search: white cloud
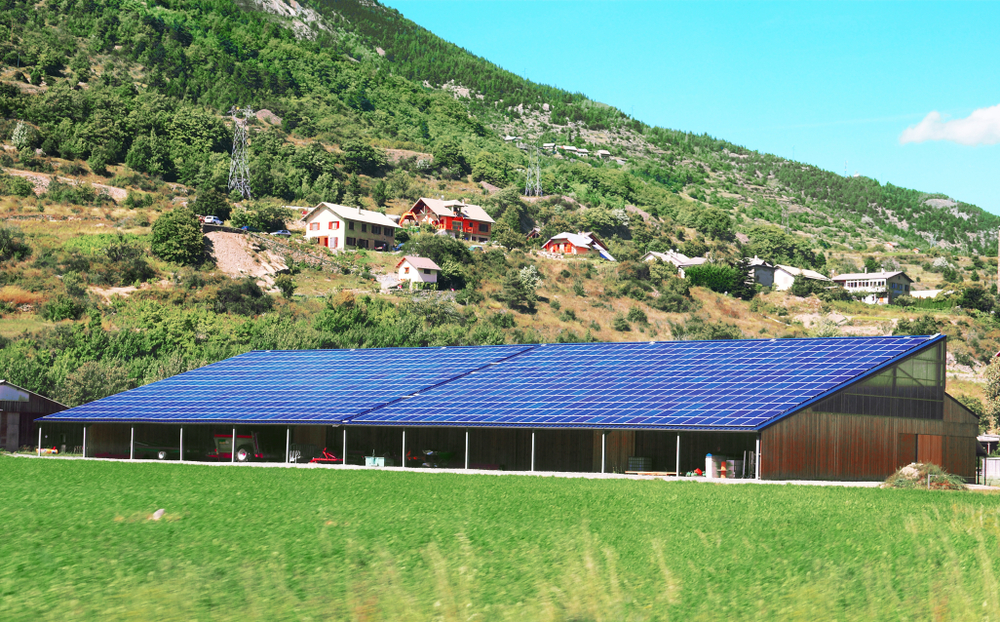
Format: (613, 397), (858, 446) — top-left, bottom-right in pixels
(899, 104), (1000, 145)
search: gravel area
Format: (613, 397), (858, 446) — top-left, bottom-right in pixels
(205, 231), (287, 286)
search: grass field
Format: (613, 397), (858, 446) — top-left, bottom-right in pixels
(3, 458), (1000, 621)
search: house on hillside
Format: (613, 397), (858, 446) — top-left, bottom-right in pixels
(396, 256), (441, 289)
(748, 257), (832, 291)
(300, 203), (399, 251)
(831, 270), (913, 304)
(595, 149), (611, 159)
(0, 380), (67, 452)
(399, 197), (494, 243)
(642, 250), (707, 278)
(543, 232), (615, 261)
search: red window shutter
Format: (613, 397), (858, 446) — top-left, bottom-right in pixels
(328, 222), (333, 229)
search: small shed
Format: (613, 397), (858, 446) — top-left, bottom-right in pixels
(396, 256), (441, 288)
(0, 380), (67, 452)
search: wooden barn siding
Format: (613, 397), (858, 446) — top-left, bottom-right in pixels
(761, 404), (977, 481)
(2, 393), (66, 449)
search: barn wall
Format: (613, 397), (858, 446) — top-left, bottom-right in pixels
(761, 400), (978, 481)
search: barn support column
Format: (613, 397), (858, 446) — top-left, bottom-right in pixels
(342, 428), (347, 467)
(130, 426), (135, 460)
(531, 430), (536, 472)
(601, 431), (606, 473)
(676, 434), (681, 476)
(465, 429), (470, 469)
(231, 428), (236, 463)
(37, 426), (41, 456)
(401, 429), (406, 468)
(179, 427), (184, 462)
(82, 426), (87, 458)
(755, 436), (761, 480)
(284, 427), (290, 463)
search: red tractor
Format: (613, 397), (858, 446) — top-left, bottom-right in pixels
(206, 432), (267, 462)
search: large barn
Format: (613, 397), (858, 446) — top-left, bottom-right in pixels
(39, 335), (978, 481)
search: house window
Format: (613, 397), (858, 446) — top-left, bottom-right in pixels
(423, 269), (431, 274)
(329, 221), (339, 230)
(405, 267), (410, 274)
(453, 221), (462, 231)
(478, 223), (489, 233)
(372, 225), (381, 235)
(310, 222), (319, 231)
(361, 223), (367, 233)
(357, 239), (369, 249)
(348, 222), (355, 231)
(346, 237), (356, 246)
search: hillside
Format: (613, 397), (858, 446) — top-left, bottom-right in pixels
(0, 0), (998, 432)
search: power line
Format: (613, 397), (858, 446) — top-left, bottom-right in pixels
(524, 146), (542, 197)
(228, 106), (254, 200)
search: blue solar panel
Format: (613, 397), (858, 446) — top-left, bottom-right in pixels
(349, 335), (940, 430)
(42, 345), (533, 424)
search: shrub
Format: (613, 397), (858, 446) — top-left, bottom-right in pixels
(0, 226), (32, 263)
(0, 173), (34, 197)
(894, 315), (941, 336)
(626, 307), (648, 324)
(612, 314), (630, 331)
(191, 189), (232, 222)
(559, 310), (577, 322)
(274, 274), (296, 300)
(573, 281), (586, 297)
(40, 295), (85, 321)
(151, 209), (204, 265)
(213, 279), (274, 316)
(881, 462), (967, 490)
(454, 288), (484, 305)
(550, 300), (561, 311)
(489, 312), (516, 328)
(684, 263), (741, 294)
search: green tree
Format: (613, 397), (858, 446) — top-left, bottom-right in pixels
(190, 189), (231, 221)
(499, 269), (536, 311)
(340, 140), (388, 176)
(214, 279), (275, 316)
(0, 226), (31, 263)
(684, 263), (741, 294)
(893, 315), (941, 336)
(433, 140), (469, 174)
(274, 274), (296, 300)
(151, 209), (204, 265)
(57, 361), (133, 407)
(371, 179), (390, 207)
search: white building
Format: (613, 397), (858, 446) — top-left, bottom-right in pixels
(642, 250), (707, 278)
(748, 257), (832, 291)
(396, 256), (441, 289)
(831, 270), (913, 305)
(300, 203), (399, 251)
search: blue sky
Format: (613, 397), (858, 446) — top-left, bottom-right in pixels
(381, 1), (1000, 213)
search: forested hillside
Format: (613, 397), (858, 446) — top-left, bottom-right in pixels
(0, 0), (998, 427)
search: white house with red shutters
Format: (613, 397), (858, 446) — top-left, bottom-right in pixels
(300, 203), (399, 251)
(396, 256), (441, 289)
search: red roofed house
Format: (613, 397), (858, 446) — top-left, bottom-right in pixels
(399, 197), (494, 243)
(542, 232), (616, 261)
(396, 256), (441, 289)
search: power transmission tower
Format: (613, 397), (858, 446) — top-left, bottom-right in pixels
(524, 147), (542, 197)
(228, 106), (254, 200)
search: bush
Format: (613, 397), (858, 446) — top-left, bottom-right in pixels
(190, 189), (231, 222)
(489, 312), (516, 328)
(151, 209), (204, 265)
(881, 462), (967, 490)
(0, 173), (34, 197)
(273, 274), (296, 300)
(626, 307), (648, 324)
(230, 204), (288, 232)
(40, 295), (85, 321)
(0, 226), (32, 263)
(684, 263), (741, 294)
(559, 310), (577, 322)
(612, 314), (630, 331)
(454, 288), (484, 305)
(94, 235), (156, 285)
(894, 315), (941, 336)
(213, 279), (274, 316)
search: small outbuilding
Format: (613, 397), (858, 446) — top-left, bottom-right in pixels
(642, 250), (706, 278)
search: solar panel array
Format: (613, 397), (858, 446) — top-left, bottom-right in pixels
(43, 335), (940, 430)
(350, 336), (938, 430)
(42, 345), (533, 424)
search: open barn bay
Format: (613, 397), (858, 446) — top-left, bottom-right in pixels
(2, 457), (1000, 621)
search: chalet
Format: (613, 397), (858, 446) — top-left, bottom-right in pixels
(595, 149), (611, 159)
(543, 232), (615, 261)
(396, 256), (441, 289)
(832, 270), (913, 305)
(748, 257), (832, 291)
(399, 198), (494, 243)
(300, 203), (399, 251)
(642, 250), (707, 278)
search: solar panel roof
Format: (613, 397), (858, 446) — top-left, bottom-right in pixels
(348, 335), (942, 431)
(42, 345), (533, 424)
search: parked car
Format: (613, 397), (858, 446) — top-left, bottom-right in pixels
(270, 230), (292, 237)
(202, 215), (223, 225)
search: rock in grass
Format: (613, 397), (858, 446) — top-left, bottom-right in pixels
(149, 509), (165, 521)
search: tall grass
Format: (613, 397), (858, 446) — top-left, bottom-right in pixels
(2, 457), (1000, 621)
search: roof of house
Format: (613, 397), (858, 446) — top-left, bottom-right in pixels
(642, 250), (707, 268)
(300, 203), (399, 228)
(413, 198), (494, 223)
(41, 336), (944, 431)
(832, 271), (912, 282)
(776, 265), (832, 282)
(396, 255), (441, 271)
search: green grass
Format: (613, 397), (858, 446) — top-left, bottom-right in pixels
(3, 457), (1000, 621)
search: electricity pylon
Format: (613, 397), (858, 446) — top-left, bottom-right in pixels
(524, 147), (542, 197)
(228, 106), (254, 200)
